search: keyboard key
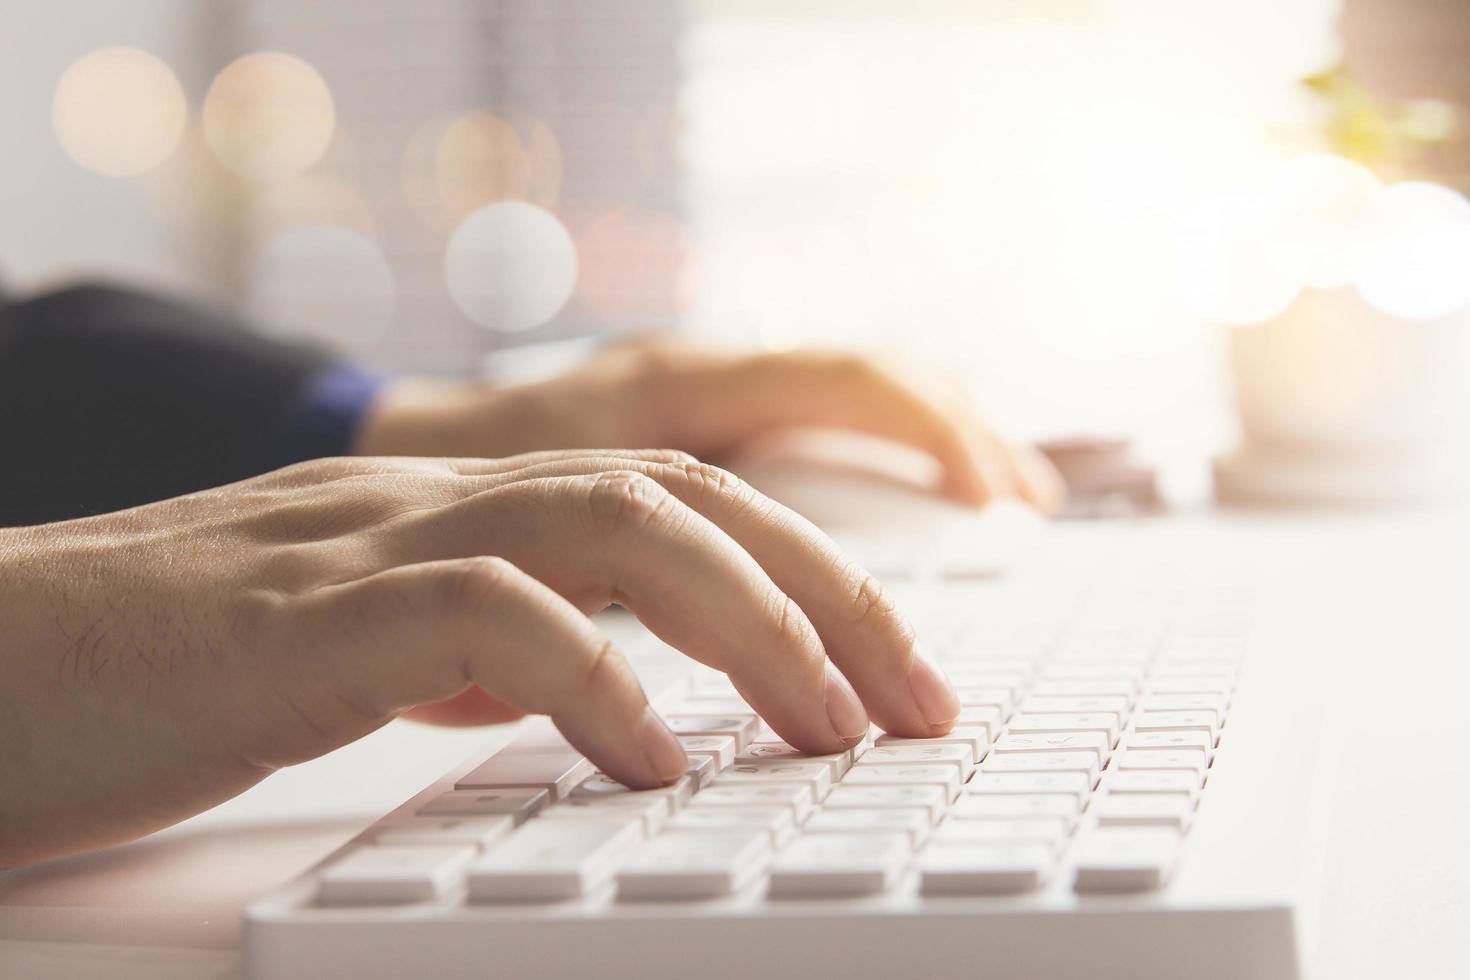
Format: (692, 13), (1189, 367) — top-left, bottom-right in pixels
(991, 732), (1110, 762)
(1049, 649), (1153, 666)
(539, 796), (669, 836)
(768, 832), (911, 898)
(1159, 637), (1243, 660)
(932, 816), (1070, 846)
(666, 715), (761, 752)
(1138, 694), (1227, 716)
(1041, 664), (1144, 684)
(802, 807), (933, 846)
(1149, 665), (1235, 682)
(965, 772), (1091, 803)
(1019, 695), (1128, 717)
(1145, 678), (1233, 697)
(665, 806), (797, 846)
(714, 760), (833, 797)
(951, 687), (1014, 713)
(1073, 829), (1182, 892)
(980, 751), (1099, 781)
(739, 742), (853, 778)
(690, 783), (816, 820)
(1007, 713), (1120, 742)
(1030, 679), (1137, 704)
(855, 743), (975, 772)
(616, 830), (771, 900)
(822, 785), (950, 824)
(467, 820), (643, 902)
(372, 815), (516, 848)
(953, 706), (1005, 737)
(319, 844), (475, 905)
(1133, 711), (1219, 741)
(919, 842), (1053, 895)
(841, 764), (963, 800)
(418, 788), (549, 824)
(676, 735), (737, 770)
(1114, 750), (1207, 775)
(455, 742), (593, 801)
(675, 697), (753, 715)
(876, 728), (989, 757)
(949, 793), (1080, 823)
(1102, 770), (1202, 798)
(686, 673), (742, 698)
(943, 669), (1029, 692)
(569, 774), (693, 813)
(684, 754), (716, 790)
(1124, 730), (1214, 761)
(1094, 793), (1195, 831)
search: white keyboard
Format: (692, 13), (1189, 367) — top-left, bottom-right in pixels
(245, 520), (1330, 980)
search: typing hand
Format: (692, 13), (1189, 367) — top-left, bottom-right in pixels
(353, 343), (1064, 513)
(0, 451), (960, 867)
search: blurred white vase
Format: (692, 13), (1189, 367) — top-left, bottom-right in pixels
(1215, 287), (1470, 504)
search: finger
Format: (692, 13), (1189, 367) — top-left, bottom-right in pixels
(401, 685), (526, 727)
(650, 350), (1017, 507)
(297, 556), (689, 788)
(439, 447), (698, 477)
(1007, 441), (1068, 515)
(447, 456), (957, 739)
(396, 472), (868, 756)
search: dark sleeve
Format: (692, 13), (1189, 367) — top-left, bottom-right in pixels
(0, 281), (358, 526)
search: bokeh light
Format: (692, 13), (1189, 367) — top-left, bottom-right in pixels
(521, 118), (566, 207)
(1258, 154), (1381, 290)
(444, 201), (577, 332)
(203, 52), (335, 181)
(436, 112), (532, 218)
(403, 112), (564, 229)
(52, 47), (187, 177)
(1356, 182), (1470, 321)
(248, 226), (395, 348)
(1174, 195), (1302, 327)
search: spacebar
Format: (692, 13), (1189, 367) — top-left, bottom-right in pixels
(456, 721), (594, 800)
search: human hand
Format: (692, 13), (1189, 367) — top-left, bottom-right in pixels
(353, 343), (1064, 513)
(0, 450), (959, 867)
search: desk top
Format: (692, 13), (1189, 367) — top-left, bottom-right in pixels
(3, 510), (1468, 980)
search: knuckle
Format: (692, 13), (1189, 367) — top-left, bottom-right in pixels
(230, 586), (288, 646)
(284, 456), (367, 484)
(669, 460), (753, 509)
(574, 636), (623, 702)
(645, 448), (701, 466)
(258, 543), (325, 588)
(430, 556), (516, 619)
(585, 470), (674, 531)
(771, 592), (817, 653)
(845, 566), (895, 629)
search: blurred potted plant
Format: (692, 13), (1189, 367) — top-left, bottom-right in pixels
(1213, 67), (1470, 504)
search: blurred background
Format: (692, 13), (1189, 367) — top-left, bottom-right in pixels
(3, 0), (1468, 467)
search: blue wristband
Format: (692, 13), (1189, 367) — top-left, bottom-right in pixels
(273, 365), (385, 467)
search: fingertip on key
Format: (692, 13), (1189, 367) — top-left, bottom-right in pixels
(824, 661), (871, 746)
(908, 650), (961, 730)
(639, 706), (691, 785)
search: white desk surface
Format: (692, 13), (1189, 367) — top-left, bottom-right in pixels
(3, 508), (1468, 979)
